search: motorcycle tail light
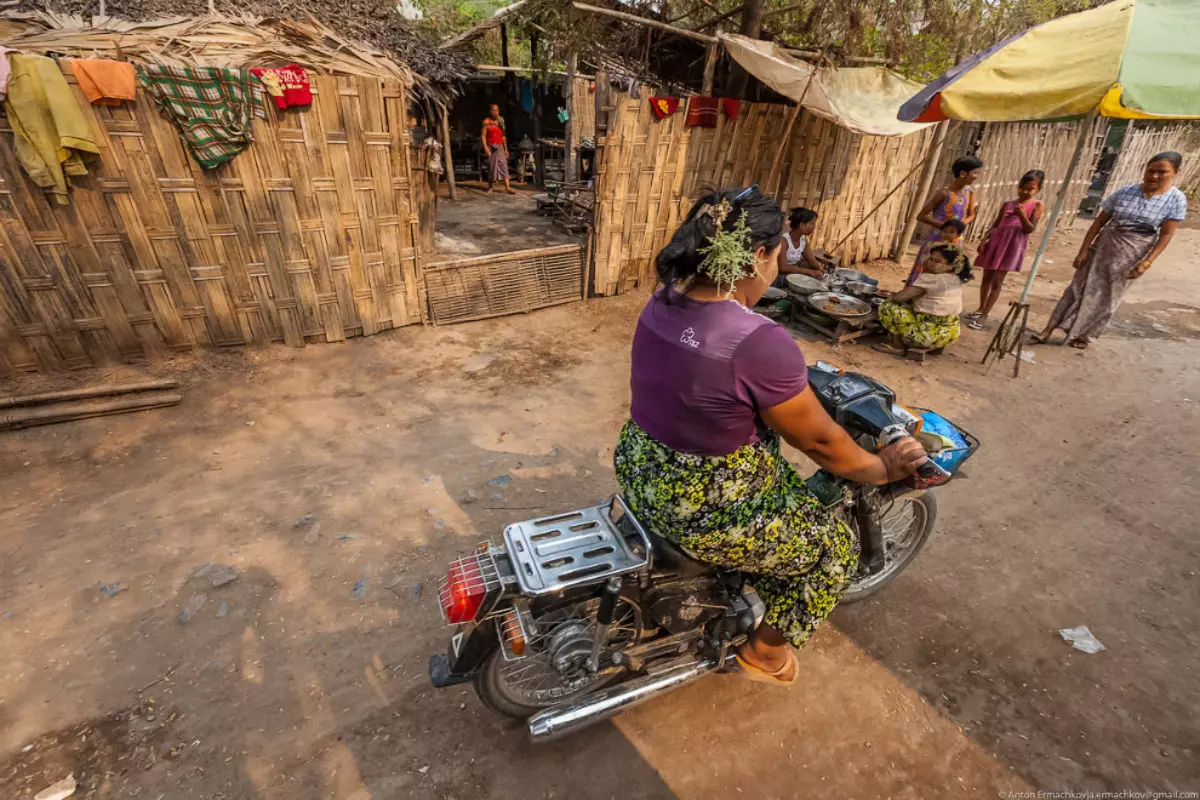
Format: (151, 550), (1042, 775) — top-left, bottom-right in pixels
(438, 550), (496, 624)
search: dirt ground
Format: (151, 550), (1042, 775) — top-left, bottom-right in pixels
(2, 221), (1198, 799)
(432, 183), (582, 258)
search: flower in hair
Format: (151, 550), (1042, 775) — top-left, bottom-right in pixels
(697, 200), (757, 293)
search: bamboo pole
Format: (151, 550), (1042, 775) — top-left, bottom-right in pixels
(701, 25), (721, 94)
(0, 380), (179, 409)
(765, 66), (816, 200)
(893, 120), (948, 262)
(1, 394), (184, 432)
(437, 100), (457, 201)
(1017, 111), (1098, 303)
(564, 50), (578, 184)
(828, 146), (939, 255)
(572, 2), (718, 44)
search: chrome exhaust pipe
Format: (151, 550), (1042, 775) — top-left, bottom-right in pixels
(527, 658), (717, 742)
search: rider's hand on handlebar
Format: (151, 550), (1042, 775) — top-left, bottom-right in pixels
(878, 436), (928, 483)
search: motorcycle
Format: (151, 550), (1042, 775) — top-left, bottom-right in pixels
(428, 362), (979, 741)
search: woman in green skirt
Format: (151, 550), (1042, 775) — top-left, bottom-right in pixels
(615, 187), (927, 685)
(875, 244), (970, 355)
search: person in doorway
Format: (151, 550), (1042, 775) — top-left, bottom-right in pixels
(1033, 152), (1186, 350)
(614, 187), (927, 685)
(966, 170), (1044, 330)
(774, 207), (830, 286)
(906, 156), (982, 285)
(875, 244), (970, 356)
(481, 103), (512, 194)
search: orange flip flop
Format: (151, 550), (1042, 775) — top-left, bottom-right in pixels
(734, 650), (799, 686)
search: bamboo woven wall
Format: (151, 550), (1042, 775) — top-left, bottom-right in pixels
(591, 97), (936, 296)
(0, 62), (424, 374)
(570, 77), (597, 141)
(937, 118), (1109, 245)
(1108, 122), (1200, 198)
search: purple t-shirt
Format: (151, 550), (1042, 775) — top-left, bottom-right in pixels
(629, 290), (809, 456)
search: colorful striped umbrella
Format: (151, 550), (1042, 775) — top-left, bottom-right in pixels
(898, 0), (1200, 374)
(899, 0), (1200, 123)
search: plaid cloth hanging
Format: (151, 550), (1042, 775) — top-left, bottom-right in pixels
(139, 64), (265, 169)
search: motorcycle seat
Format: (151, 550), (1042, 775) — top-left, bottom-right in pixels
(648, 532), (713, 578)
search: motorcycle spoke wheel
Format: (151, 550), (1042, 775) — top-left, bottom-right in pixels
(491, 598), (642, 708)
(843, 493), (936, 602)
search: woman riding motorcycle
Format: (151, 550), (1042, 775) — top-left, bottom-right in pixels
(614, 187), (927, 684)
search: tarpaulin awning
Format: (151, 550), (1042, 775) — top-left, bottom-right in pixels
(899, 0), (1200, 122)
(721, 35), (934, 136)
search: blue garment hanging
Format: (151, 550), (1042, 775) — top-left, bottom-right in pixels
(520, 79), (534, 114)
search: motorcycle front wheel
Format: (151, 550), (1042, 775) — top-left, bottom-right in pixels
(840, 491), (938, 603)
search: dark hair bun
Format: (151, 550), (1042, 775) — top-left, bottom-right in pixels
(655, 187), (784, 299)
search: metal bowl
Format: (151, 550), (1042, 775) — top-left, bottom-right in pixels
(786, 274), (827, 296)
(761, 286), (788, 301)
(808, 291), (872, 319)
(835, 268), (878, 285)
(847, 281), (878, 296)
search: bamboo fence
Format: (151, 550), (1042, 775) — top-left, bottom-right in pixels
(936, 118), (1109, 245)
(423, 243), (585, 325)
(1107, 122), (1200, 197)
(591, 97), (938, 296)
(0, 62), (426, 374)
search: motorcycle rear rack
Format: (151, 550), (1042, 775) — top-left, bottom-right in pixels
(503, 495), (651, 596)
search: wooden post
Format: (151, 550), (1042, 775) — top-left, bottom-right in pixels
(594, 68), (610, 141)
(564, 50), (578, 184)
(702, 25), (721, 95)
(437, 101), (457, 201)
(892, 120), (947, 262)
(532, 31), (545, 188)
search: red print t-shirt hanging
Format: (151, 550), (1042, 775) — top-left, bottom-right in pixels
(251, 64), (312, 110)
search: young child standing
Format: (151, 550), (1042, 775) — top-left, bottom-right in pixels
(877, 244), (970, 356)
(906, 156), (983, 285)
(966, 170), (1044, 329)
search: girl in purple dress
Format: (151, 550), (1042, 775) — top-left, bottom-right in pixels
(966, 170), (1044, 330)
(906, 156), (982, 285)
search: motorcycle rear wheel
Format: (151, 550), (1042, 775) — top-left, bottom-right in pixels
(475, 596), (645, 720)
(841, 491), (938, 603)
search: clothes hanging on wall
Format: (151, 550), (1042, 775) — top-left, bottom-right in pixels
(721, 99), (741, 121)
(4, 53), (100, 205)
(139, 64), (259, 169)
(649, 97), (680, 119)
(69, 59), (136, 105)
(685, 96), (720, 127)
(249, 64), (312, 109)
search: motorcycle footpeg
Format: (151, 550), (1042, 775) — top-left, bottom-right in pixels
(428, 654), (472, 688)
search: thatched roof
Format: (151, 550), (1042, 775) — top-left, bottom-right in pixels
(1, 0), (471, 94)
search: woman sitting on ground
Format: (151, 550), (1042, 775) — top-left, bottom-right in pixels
(774, 207), (829, 284)
(875, 244), (971, 356)
(1033, 151), (1186, 350)
(614, 187), (927, 685)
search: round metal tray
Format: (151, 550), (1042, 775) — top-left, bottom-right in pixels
(808, 291), (872, 319)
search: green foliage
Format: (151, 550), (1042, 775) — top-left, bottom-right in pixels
(670, 0), (1108, 80)
(697, 203), (759, 293)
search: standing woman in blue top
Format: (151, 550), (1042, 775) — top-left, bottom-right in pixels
(1034, 152), (1186, 349)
